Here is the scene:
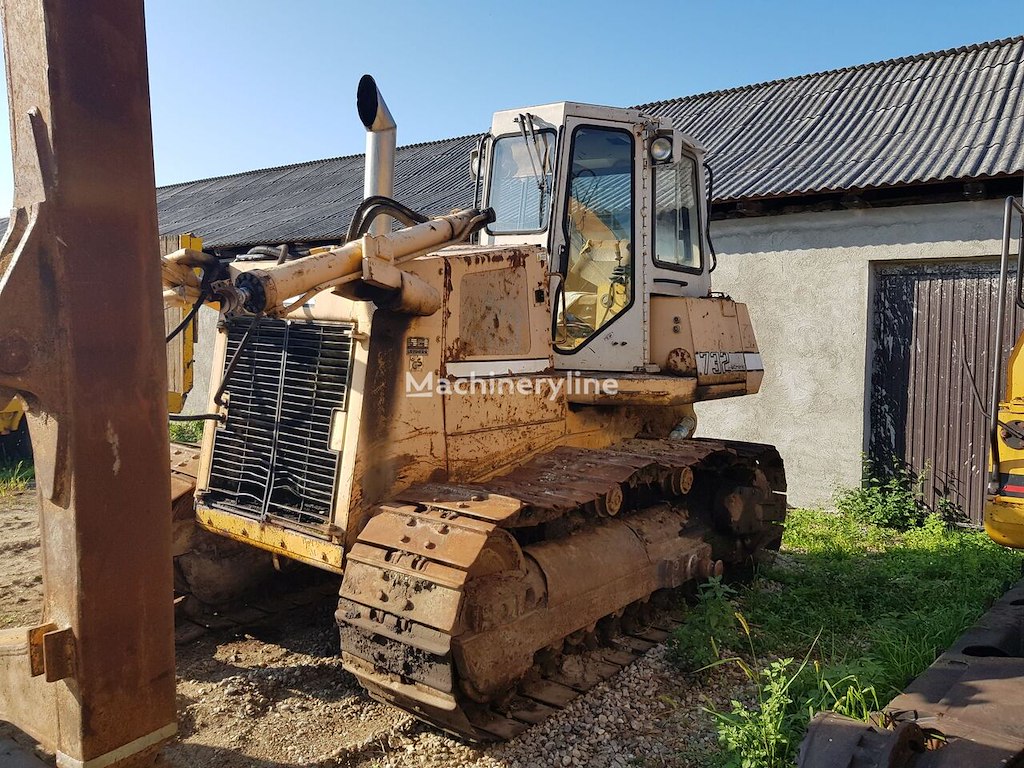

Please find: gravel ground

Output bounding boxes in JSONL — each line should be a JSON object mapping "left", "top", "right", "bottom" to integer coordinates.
{"left": 0, "top": 488, "right": 747, "bottom": 767}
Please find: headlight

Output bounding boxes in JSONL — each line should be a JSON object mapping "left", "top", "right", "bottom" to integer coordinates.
{"left": 650, "top": 136, "right": 673, "bottom": 162}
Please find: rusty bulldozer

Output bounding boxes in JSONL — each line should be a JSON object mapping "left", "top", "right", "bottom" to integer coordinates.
{"left": 160, "top": 79, "right": 787, "bottom": 738}
{"left": 0, "top": 1, "right": 786, "bottom": 761}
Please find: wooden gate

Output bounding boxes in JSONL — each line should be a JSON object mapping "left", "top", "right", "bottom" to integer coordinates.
{"left": 869, "top": 260, "right": 1023, "bottom": 525}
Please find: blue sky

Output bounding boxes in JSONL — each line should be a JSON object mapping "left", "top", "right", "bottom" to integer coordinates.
{"left": 0, "top": 0, "right": 1020, "bottom": 208}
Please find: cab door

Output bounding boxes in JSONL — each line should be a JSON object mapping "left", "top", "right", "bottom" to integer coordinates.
{"left": 551, "top": 118, "right": 648, "bottom": 373}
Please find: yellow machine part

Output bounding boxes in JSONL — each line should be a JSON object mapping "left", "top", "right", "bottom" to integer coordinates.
{"left": 162, "top": 233, "right": 202, "bottom": 414}
{"left": 985, "top": 332, "right": 1024, "bottom": 547}
{"left": 0, "top": 397, "right": 24, "bottom": 436}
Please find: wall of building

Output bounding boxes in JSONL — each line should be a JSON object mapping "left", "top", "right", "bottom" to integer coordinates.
{"left": 697, "top": 198, "right": 1008, "bottom": 509}
{"left": 181, "top": 305, "right": 219, "bottom": 418}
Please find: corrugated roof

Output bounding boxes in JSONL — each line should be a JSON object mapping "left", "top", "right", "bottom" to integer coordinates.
{"left": 157, "top": 134, "right": 480, "bottom": 248}
{"left": 157, "top": 36, "right": 1024, "bottom": 247}
{"left": 643, "top": 36, "right": 1024, "bottom": 201}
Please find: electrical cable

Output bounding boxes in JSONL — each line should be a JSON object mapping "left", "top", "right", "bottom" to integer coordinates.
{"left": 705, "top": 161, "right": 718, "bottom": 273}
{"left": 960, "top": 323, "right": 1024, "bottom": 442}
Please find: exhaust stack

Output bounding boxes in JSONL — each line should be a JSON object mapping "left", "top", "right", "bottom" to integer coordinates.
{"left": 357, "top": 74, "right": 396, "bottom": 236}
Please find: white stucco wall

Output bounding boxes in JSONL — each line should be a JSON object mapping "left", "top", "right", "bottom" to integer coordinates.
{"left": 181, "top": 305, "right": 218, "bottom": 417}
{"left": 697, "top": 198, "right": 1009, "bottom": 509}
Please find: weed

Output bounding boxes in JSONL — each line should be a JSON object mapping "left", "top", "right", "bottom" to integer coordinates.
{"left": 669, "top": 576, "right": 739, "bottom": 670}
{"left": 809, "top": 666, "right": 879, "bottom": 722}
{"left": 0, "top": 461, "right": 34, "bottom": 496}
{"left": 835, "top": 457, "right": 928, "bottom": 530}
{"left": 169, "top": 420, "right": 204, "bottom": 444}
{"left": 675, "top": 508, "right": 1024, "bottom": 767}
{"left": 703, "top": 615, "right": 816, "bottom": 768}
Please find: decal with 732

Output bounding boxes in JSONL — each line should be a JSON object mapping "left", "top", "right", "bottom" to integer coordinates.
{"left": 696, "top": 351, "right": 746, "bottom": 376}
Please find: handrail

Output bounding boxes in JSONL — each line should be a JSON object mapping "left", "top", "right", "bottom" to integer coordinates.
{"left": 988, "top": 194, "right": 1024, "bottom": 494}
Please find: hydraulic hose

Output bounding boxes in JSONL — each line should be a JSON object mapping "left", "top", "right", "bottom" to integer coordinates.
{"left": 344, "top": 195, "right": 429, "bottom": 244}
{"left": 165, "top": 288, "right": 209, "bottom": 343}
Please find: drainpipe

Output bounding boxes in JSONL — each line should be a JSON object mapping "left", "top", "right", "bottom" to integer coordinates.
{"left": 357, "top": 74, "right": 396, "bottom": 236}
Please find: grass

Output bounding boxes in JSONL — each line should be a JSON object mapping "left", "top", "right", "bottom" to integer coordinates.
{"left": 169, "top": 419, "right": 204, "bottom": 444}
{"left": 671, "top": 509, "right": 1024, "bottom": 767}
{"left": 0, "top": 460, "right": 34, "bottom": 496}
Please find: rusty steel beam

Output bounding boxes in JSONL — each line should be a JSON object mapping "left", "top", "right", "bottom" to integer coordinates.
{"left": 0, "top": 1, "right": 175, "bottom": 767}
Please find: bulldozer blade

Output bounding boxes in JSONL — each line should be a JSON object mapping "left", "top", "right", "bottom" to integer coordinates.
{"left": 798, "top": 577, "right": 1024, "bottom": 767}
{"left": 0, "top": 1, "right": 175, "bottom": 766}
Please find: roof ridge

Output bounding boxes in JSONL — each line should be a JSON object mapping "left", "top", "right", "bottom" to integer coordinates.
{"left": 634, "top": 35, "right": 1024, "bottom": 110}
{"left": 157, "top": 131, "right": 483, "bottom": 192}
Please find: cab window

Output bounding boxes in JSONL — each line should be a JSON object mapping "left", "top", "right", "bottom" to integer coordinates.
{"left": 555, "top": 126, "right": 634, "bottom": 352}
{"left": 653, "top": 157, "right": 702, "bottom": 271}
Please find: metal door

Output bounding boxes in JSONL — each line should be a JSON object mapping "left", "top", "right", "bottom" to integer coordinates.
{"left": 869, "top": 260, "right": 1023, "bottom": 524}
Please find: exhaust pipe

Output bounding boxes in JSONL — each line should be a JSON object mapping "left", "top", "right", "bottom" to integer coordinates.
{"left": 357, "top": 74, "right": 396, "bottom": 236}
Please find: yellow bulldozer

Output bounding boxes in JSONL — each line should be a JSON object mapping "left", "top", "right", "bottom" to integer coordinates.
{"left": 158, "top": 76, "right": 788, "bottom": 738}
{"left": 0, "top": 1, "right": 785, "bottom": 757}
{"left": 0, "top": 397, "right": 28, "bottom": 462}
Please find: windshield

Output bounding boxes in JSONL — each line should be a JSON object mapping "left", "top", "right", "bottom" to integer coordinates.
{"left": 486, "top": 129, "right": 555, "bottom": 233}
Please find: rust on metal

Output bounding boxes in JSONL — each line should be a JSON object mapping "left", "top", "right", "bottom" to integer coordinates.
{"left": 337, "top": 438, "right": 786, "bottom": 740}
{"left": 0, "top": 1, "right": 176, "bottom": 765}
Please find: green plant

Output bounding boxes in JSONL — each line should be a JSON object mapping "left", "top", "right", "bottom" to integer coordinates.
{"left": 670, "top": 576, "right": 739, "bottom": 670}
{"left": 704, "top": 615, "right": 815, "bottom": 768}
{"left": 677, "top": 507, "right": 1024, "bottom": 766}
{"left": 809, "top": 666, "right": 879, "bottom": 722}
{"left": 835, "top": 457, "right": 928, "bottom": 531}
{"left": 169, "top": 419, "right": 204, "bottom": 444}
{"left": 0, "top": 460, "right": 34, "bottom": 496}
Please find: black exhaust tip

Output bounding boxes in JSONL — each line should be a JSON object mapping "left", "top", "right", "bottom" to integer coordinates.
{"left": 357, "top": 74, "right": 379, "bottom": 129}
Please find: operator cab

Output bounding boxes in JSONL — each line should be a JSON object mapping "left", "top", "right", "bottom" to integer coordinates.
{"left": 477, "top": 102, "right": 712, "bottom": 372}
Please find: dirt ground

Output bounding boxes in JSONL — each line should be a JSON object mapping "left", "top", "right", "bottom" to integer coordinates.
{"left": 0, "top": 490, "right": 42, "bottom": 630}
{"left": 0, "top": 488, "right": 739, "bottom": 768}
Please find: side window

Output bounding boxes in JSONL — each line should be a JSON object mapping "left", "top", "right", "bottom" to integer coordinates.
{"left": 555, "top": 126, "right": 634, "bottom": 352}
{"left": 653, "top": 157, "right": 702, "bottom": 271}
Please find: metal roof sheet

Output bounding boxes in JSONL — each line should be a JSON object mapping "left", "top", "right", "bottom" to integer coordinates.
{"left": 644, "top": 36, "right": 1024, "bottom": 201}
{"left": 156, "top": 134, "right": 480, "bottom": 248}
{"left": 156, "top": 36, "right": 1024, "bottom": 247}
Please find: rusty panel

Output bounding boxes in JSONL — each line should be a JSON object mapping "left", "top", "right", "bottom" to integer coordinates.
{"left": 869, "top": 261, "right": 1024, "bottom": 524}
{"left": 0, "top": 0, "right": 176, "bottom": 763}
{"left": 442, "top": 247, "right": 551, "bottom": 365}
{"left": 457, "top": 267, "right": 531, "bottom": 356}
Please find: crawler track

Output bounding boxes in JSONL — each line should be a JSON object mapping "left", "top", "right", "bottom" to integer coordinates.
{"left": 337, "top": 437, "right": 786, "bottom": 740}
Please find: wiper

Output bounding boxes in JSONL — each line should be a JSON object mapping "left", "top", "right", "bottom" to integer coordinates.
{"left": 518, "top": 113, "right": 550, "bottom": 227}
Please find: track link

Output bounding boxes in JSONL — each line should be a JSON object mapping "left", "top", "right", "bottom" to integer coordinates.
{"left": 337, "top": 437, "right": 786, "bottom": 740}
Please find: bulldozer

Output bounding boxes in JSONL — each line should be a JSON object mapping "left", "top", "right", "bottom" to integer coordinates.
{"left": 0, "top": 0, "right": 784, "bottom": 752}
{"left": 0, "top": 397, "right": 29, "bottom": 463}
{"left": 160, "top": 76, "right": 788, "bottom": 739}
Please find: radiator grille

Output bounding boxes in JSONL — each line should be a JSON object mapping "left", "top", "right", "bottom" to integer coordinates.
{"left": 205, "top": 317, "right": 354, "bottom": 530}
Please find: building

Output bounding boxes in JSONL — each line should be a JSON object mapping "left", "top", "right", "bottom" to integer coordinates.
{"left": 161, "top": 36, "right": 1024, "bottom": 520}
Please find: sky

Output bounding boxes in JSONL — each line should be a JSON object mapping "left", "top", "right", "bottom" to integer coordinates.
{"left": 0, "top": 0, "right": 1020, "bottom": 209}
